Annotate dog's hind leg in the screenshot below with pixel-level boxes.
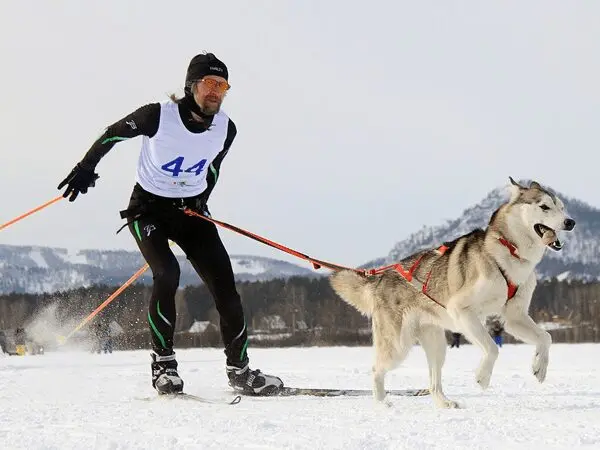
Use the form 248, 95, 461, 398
372, 315, 395, 403
417, 325, 460, 408
371, 311, 414, 404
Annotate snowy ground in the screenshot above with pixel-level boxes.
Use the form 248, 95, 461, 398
2, 343, 600, 449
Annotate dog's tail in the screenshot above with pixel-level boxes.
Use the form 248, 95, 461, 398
329, 270, 375, 316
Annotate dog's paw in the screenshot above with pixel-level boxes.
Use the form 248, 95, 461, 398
434, 396, 461, 409
532, 350, 549, 383
374, 395, 394, 409
440, 400, 461, 409
476, 368, 492, 389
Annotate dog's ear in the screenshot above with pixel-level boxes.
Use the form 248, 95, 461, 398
509, 176, 524, 188
508, 176, 522, 203
529, 180, 543, 190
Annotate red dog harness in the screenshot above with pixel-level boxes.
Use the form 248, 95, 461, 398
368, 238, 519, 308
496, 238, 519, 300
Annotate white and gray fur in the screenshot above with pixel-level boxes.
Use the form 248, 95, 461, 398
330, 177, 575, 408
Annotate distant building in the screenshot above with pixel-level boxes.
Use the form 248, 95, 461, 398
259, 315, 287, 331
188, 321, 217, 334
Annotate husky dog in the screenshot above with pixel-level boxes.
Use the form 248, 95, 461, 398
330, 178, 575, 408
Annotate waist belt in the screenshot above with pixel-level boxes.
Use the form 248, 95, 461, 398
116, 187, 205, 234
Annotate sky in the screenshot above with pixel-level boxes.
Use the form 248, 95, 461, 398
1, 1, 599, 269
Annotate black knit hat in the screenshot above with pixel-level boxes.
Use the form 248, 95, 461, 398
184, 53, 228, 96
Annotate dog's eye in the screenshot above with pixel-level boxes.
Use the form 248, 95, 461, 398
539, 204, 550, 211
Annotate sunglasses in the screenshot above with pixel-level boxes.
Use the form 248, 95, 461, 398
198, 78, 231, 94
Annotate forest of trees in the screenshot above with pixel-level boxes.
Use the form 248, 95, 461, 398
1, 276, 599, 351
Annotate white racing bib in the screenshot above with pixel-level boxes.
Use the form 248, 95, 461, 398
135, 101, 229, 198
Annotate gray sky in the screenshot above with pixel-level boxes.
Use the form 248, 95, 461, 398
1, 1, 598, 269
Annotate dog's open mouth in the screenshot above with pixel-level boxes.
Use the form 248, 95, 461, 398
534, 223, 563, 251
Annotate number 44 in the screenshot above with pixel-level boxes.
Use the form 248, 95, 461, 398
160, 156, 207, 177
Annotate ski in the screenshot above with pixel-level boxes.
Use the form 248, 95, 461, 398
137, 392, 242, 405
238, 387, 430, 397
177, 392, 242, 405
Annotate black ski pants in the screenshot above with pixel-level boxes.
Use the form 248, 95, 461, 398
124, 184, 248, 366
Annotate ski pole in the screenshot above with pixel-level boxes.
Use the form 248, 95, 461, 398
0, 196, 64, 232
58, 262, 150, 344
58, 241, 176, 344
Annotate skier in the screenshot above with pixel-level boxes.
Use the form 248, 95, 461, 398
491, 321, 504, 347
450, 332, 461, 348
92, 321, 112, 354
14, 327, 27, 356
0, 331, 5, 354
58, 52, 283, 395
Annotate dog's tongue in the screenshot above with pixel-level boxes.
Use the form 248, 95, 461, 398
541, 229, 557, 246
542, 229, 562, 251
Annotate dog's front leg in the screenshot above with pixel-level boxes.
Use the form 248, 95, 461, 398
451, 308, 499, 389
504, 305, 552, 383
447, 284, 499, 390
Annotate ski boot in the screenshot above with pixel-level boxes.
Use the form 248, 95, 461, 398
151, 351, 184, 395
226, 362, 283, 396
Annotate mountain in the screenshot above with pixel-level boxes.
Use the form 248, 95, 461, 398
3, 182, 598, 295
0, 245, 317, 294
362, 181, 600, 282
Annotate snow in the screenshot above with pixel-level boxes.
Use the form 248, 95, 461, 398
56, 248, 89, 265
537, 322, 573, 331
250, 332, 293, 341
108, 321, 124, 336
230, 257, 267, 275
2, 344, 600, 449
28, 249, 48, 269
188, 320, 212, 333
260, 315, 287, 330
556, 271, 571, 282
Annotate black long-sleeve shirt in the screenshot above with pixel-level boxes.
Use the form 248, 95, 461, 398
79, 99, 237, 203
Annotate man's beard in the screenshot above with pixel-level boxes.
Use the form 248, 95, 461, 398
200, 97, 222, 115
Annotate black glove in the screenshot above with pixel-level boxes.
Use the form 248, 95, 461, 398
189, 198, 211, 218
201, 203, 211, 218
57, 163, 100, 202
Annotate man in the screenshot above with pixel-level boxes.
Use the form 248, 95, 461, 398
58, 52, 283, 396
491, 322, 504, 348
0, 330, 7, 355
450, 332, 461, 348
92, 321, 112, 354
14, 327, 27, 356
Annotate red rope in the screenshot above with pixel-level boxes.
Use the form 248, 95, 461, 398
184, 211, 521, 308
183, 209, 367, 275
182, 208, 462, 310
